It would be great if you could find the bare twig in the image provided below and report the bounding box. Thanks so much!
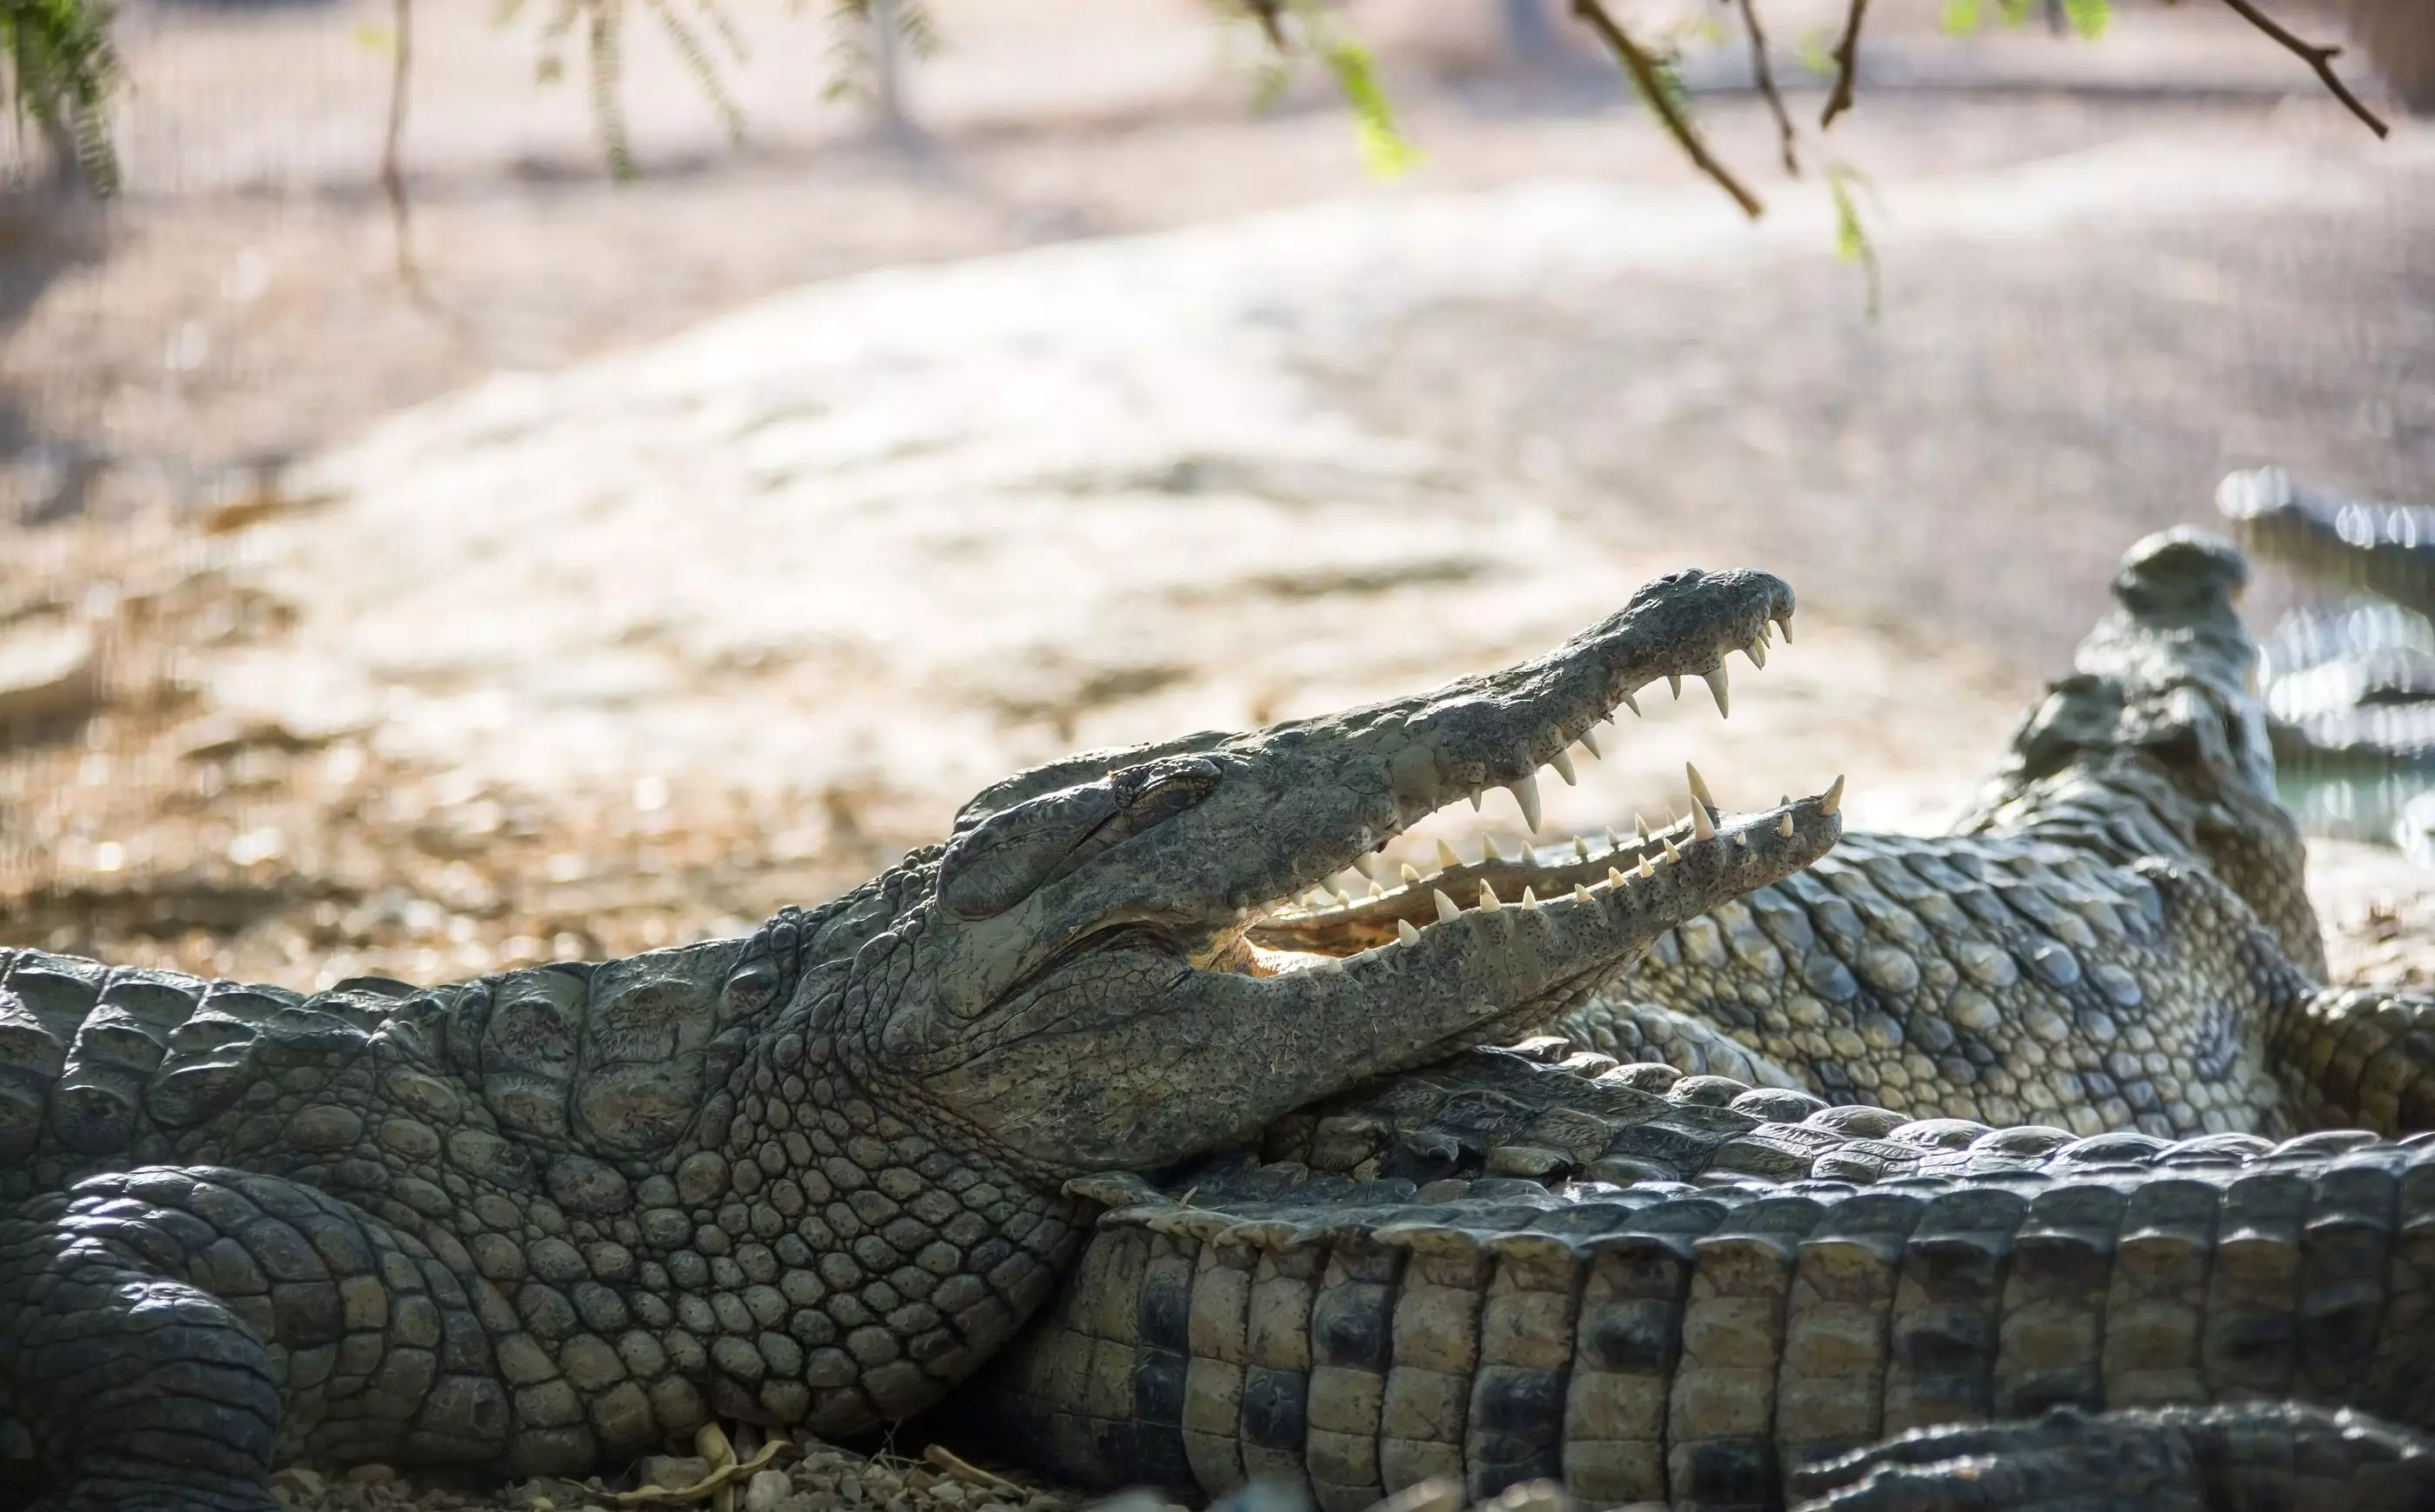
[1571,0,1765,218]
[1820,0,1869,128]
[2214,0,2390,138]
[1735,0,1798,175]
[376,0,434,299]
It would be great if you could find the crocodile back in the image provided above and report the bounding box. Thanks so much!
[0,946,408,1201]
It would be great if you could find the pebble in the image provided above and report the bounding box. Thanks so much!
[746,1469,796,1512]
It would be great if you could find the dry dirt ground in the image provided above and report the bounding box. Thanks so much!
[0,3,2432,1508]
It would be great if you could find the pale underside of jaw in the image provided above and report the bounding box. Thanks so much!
[1217,604,1845,976]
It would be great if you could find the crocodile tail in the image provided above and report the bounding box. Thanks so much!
[2273,984,2435,1136]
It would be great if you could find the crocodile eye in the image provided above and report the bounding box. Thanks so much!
[941,756,1224,921]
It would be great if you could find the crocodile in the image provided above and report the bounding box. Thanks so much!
[0,567,1846,1511]
[984,1039,2435,1509]
[2216,466,2435,862]
[1257,527,2435,1142]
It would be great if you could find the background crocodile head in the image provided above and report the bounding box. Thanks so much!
[1961,526,2321,970]
[2218,466,2435,620]
[838,566,1843,1181]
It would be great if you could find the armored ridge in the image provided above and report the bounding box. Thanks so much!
[0,568,1841,1511]
[984,1046,2435,1510]
[1260,529,2435,1142]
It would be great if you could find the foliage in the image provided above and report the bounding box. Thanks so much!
[1223,0,1421,179]
[0,0,119,191]
[497,0,757,180]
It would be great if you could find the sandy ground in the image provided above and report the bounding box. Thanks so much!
[0,2,2432,1506]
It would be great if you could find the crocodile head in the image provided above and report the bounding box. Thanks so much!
[1962,525,2321,970]
[2218,465,2435,620]
[851,567,1842,1179]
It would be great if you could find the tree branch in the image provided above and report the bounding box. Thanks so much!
[2215,0,2390,139]
[1821,0,1868,128]
[377,0,436,301]
[1736,0,1798,175]
[1571,0,1765,218]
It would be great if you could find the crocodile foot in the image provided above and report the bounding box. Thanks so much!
[1791,1402,2435,1512]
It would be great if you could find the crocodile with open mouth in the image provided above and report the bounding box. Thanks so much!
[1256,527,2435,1144]
[0,567,1839,1510]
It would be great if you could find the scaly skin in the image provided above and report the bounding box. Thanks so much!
[0,569,1842,1511]
[1261,530,2435,1139]
[985,1045,2435,1510]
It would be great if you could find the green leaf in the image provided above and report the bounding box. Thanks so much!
[1793,29,1837,76]
[350,25,397,54]
[1995,0,2036,25]
[1940,0,1983,37]
[1320,34,1421,178]
[2063,0,2111,39]
[1825,165,1882,321]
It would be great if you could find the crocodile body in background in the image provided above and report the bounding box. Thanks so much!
[2216,467,2435,863]
[1262,528,2435,1142]
[0,569,1845,1511]
[987,1041,2435,1509]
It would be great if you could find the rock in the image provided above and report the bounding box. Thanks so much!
[344,1464,398,1486]
[0,619,94,726]
[270,1468,328,1501]
[746,1469,796,1512]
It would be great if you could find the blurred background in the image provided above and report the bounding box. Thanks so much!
[0,0,2426,995]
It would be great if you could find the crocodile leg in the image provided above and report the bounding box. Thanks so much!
[0,1168,506,1512]
[1791,1402,2435,1512]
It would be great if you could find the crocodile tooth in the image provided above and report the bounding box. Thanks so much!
[1638,853,1656,878]
[1435,839,1462,870]
[1331,885,1352,906]
[1667,674,1683,699]
[1399,863,1423,885]
[1368,880,1385,898]
[1663,838,1683,863]
[1572,836,1591,861]
[1604,826,1622,849]
[1704,663,1731,717]
[1550,748,1577,785]
[1778,813,1795,837]
[1469,789,1484,811]
[1745,636,1767,669]
[1634,812,1652,843]
[1351,854,1380,879]
[1608,867,1627,889]
[1578,726,1601,759]
[1732,831,1748,846]
[1478,882,1502,912]
[1504,836,1531,865]
[1775,611,1794,643]
[1573,883,1594,903]
[1519,886,1538,909]
[1507,775,1543,832]
[1685,763,1717,811]
[1433,889,1461,922]
[1692,802,1716,842]
[1619,689,1641,716]
[1397,919,1421,944]
[1823,774,1845,816]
